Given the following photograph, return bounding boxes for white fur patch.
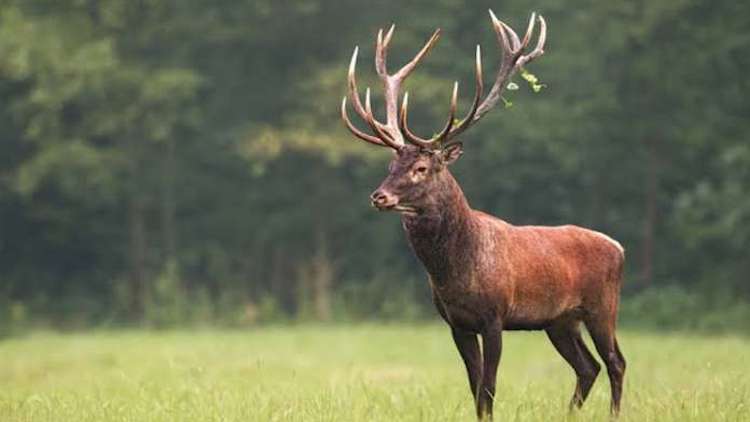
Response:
[592,231,625,255]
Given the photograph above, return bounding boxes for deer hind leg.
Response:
[546,320,601,410]
[584,317,626,415]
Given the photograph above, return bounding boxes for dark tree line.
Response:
[0,0,748,328]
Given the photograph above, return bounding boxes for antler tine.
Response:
[374,24,399,78]
[497,22,520,52]
[347,47,366,117]
[520,12,537,50]
[341,97,389,147]
[489,10,513,60]
[400,81,459,149]
[434,81,459,142]
[364,88,402,150]
[518,15,547,66]
[383,24,395,48]
[443,45,484,143]
[394,29,441,81]
[399,92,428,146]
[375,28,387,78]
[348,47,390,132]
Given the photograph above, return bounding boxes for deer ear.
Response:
[441,143,463,165]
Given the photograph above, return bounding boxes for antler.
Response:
[400,11,547,149]
[341,25,441,150]
[476,11,547,121]
[399,46,483,149]
[342,11,547,151]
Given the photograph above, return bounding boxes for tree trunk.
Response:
[160,137,179,273]
[640,138,659,285]
[128,196,148,320]
[294,228,334,321]
[311,229,333,321]
[269,247,291,313]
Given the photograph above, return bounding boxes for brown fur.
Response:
[371,145,626,419]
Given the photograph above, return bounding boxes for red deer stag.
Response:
[340,10,627,420]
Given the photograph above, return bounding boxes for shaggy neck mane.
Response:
[402,169,477,284]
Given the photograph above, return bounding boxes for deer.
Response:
[340,10,626,420]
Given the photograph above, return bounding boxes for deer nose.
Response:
[370,189,397,209]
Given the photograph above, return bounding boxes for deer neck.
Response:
[402,170,476,284]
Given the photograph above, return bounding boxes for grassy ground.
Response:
[0,324,747,421]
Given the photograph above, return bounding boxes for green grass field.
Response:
[0,324,747,421]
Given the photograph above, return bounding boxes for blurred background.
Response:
[0,0,747,334]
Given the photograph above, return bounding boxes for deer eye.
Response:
[415,165,428,174]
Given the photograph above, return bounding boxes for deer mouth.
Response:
[371,193,420,215]
[377,204,419,216]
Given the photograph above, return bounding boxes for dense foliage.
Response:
[0,0,748,329]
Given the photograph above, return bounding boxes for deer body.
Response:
[410,218,624,329]
[403,173,624,333]
[341,11,626,420]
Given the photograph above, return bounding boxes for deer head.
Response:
[341,11,547,215]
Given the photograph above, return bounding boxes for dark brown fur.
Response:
[371,145,626,419]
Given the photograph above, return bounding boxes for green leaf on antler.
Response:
[501,96,513,108]
[520,68,546,93]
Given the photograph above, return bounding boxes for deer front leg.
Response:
[451,328,482,401]
[477,325,502,421]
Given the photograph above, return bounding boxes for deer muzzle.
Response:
[370,189,399,210]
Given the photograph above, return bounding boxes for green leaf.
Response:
[501,96,513,108]
[520,68,547,93]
